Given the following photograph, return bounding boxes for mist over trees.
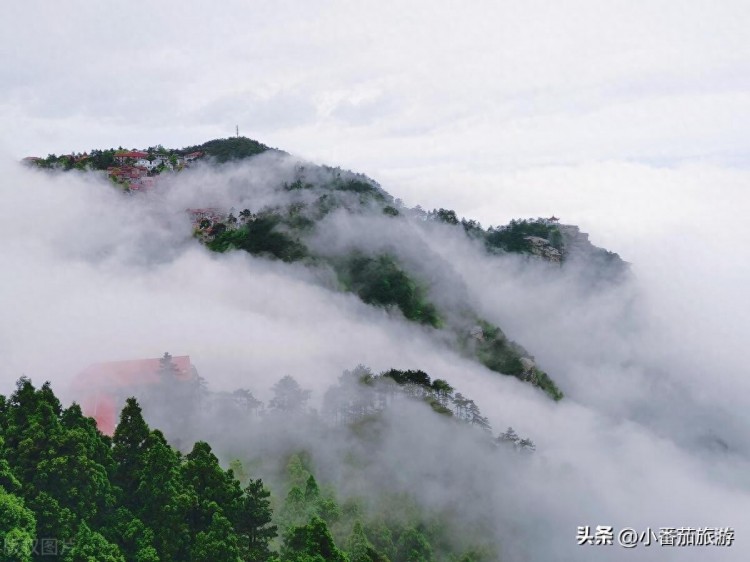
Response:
[0,364,524,561]
[164,139,594,399]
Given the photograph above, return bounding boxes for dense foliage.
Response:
[0,364,527,561]
[335,254,442,328]
[0,378,275,562]
[469,321,564,401]
[207,212,308,262]
[485,219,562,254]
[181,137,272,163]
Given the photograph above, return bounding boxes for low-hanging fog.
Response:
[1,152,748,561]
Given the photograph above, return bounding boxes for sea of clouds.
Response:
[1,154,748,560]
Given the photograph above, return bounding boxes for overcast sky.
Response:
[3,1,749,223]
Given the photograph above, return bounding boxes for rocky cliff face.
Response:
[523,235,563,263]
[558,224,629,281]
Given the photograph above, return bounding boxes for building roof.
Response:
[73,355,194,390]
[115,150,148,159]
[72,355,194,435]
[108,165,148,179]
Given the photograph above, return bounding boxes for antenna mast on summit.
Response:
[236,125,239,138]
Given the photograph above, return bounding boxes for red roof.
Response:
[108,165,147,179]
[115,150,148,159]
[74,355,193,390]
[72,355,194,435]
[80,392,118,436]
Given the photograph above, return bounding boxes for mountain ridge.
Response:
[22,136,630,401]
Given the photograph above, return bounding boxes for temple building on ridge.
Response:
[72,355,196,435]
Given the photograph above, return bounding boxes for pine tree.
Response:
[269,376,311,413]
[280,486,307,528]
[304,475,320,503]
[231,389,263,417]
[281,516,347,562]
[286,454,310,488]
[135,432,191,561]
[364,519,394,561]
[396,527,433,562]
[497,427,519,447]
[431,379,454,406]
[191,511,240,562]
[158,352,179,378]
[112,398,151,508]
[466,401,491,433]
[236,479,277,562]
[184,442,242,511]
[346,520,384,562]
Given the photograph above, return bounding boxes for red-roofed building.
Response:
[114,150,149,164]
[72,355,196,435]
[108,165,149,184]
[184,151,204,162]
[187,207,224,224]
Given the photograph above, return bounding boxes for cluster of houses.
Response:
[113,150,204,170]
[108,150,203,191]
[21,149,205,192]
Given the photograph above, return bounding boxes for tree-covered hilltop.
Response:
[181,137,275,163]
[485,218,562,255]
[0,366,528,561]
